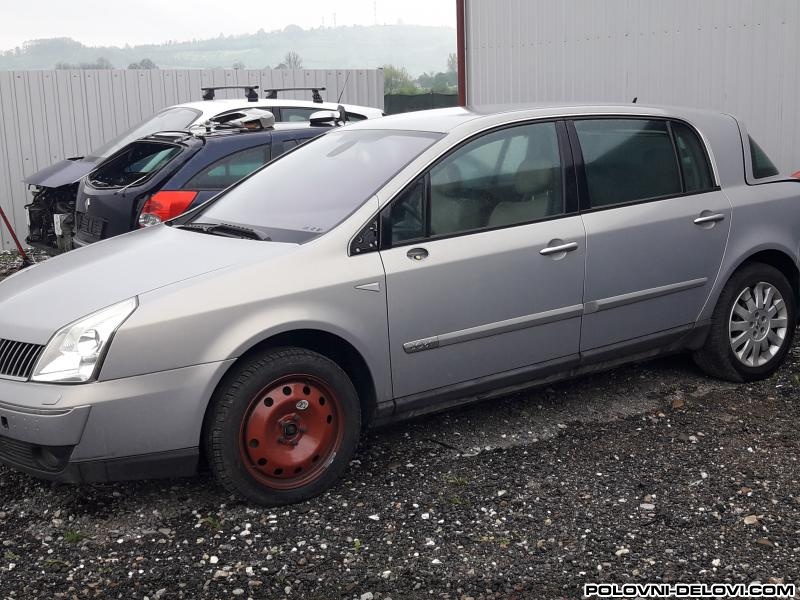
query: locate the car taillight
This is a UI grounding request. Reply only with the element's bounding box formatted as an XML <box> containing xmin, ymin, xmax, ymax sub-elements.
<box><xmin>792</xmin><ymin>170</ymin><xmax>800</xmax><ymax>180</ymax></box>
<box><xmin>138</xmin><ymin>191</ymin><xmax>198</xmax><ymax>228</ymax></box>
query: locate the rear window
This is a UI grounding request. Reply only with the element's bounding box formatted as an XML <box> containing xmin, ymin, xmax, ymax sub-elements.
<box><xmin>87</xmin><ymin>107</ymin><xmax>200</xmax><ymax>160</ymax></box>
<box><xmin>749</xmin><ymin>136</ymin><xmax>780</xmax><ymax>179</ymax></box>
<box><xmin>89</xmin><ymin>141</ymin><xmax>182</xmax><ymax>188</ymax></box>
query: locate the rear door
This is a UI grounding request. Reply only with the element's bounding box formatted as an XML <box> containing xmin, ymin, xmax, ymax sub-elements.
<box><xmin>573</xmin><ymin>118</ymin><xmax>731</xmax><ymax>352</ymax></box>
<box><xmin>167</xmin><ymin>141</ymin><xmax>273</xmax><ymax>206</ymax></box>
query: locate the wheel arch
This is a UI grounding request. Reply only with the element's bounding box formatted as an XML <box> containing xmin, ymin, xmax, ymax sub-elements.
<box><xmin>203</xmin><ymin>328</ymin><xmax>379</xmax><ymax>439</ymax></box>
<box><xmin>731</xmin><ymin>248</ymin><xmax>799</xmax><ymax>302</ymax></box>
<box><xmin>703</xmin><ymin>245</ymin><xmax>800</xmax><ymax>322</ymax></box>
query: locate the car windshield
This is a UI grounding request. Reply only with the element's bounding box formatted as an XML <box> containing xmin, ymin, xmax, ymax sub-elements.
<box><xmin>86</xmin><ymin>107</ymin><xmax>200</xmax><ymax>160</ymax></box>
<box><xmin>192</xmin><ymin>129</ymin><xmax>442</xmax><ymax>242</ymax></box>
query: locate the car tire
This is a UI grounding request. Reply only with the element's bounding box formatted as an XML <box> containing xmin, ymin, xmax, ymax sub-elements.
<box><xmin>204</xmin><ymin>347</ymin><xmax>361</xmax><ymax>506</ymax></box>
<box><xmin>693</xmin><ymin>263</ymin><xmax>796</xmax><ymax>382</ymax></box>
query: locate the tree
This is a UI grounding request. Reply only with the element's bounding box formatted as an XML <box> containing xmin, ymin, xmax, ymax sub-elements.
<box><xmin>447</xmin><ymin>52</ymin><xmax>458</xmax><ymax>74</ymax></box>
<box><xmin>231</xmin><ymin>60</ymin><xmax>245</xmax><ymax>70</ymax></box>
<box><xmin>277</xmin><ymin>51</ymin><xmax>303</xmax><ymax>70</ymax></box>
<box><xmin>55</xmin><ymin>56</ymin><xmax>114</xmax><ymax>69</ymax></box>
<box><xmin>128</xmin><ymin>58</ymin><xmax>158</xmax><ymax>69</ymax></box>
<box><xmin>417</xmin><ymin>70</ymin><xmax>457</xmax><ymax>93</ymax></box>
<box><xmin>383</xmin><ymin>64</ymin><xmax>416</xmax><ymax>94</ymax></box>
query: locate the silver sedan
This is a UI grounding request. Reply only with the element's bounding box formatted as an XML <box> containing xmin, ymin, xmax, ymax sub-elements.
<box><xmin>0</xmin><ymin>104</ymin><xmax>798</xmax><ymax>505</ymax></box>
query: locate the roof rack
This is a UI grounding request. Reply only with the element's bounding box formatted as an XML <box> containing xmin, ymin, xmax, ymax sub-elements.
<box><xmin>201</xmin><ymin>86</ymin><xmax>259</xmax><ymax>102</ymax></box>
<box><xmin>264</xmin><ymin>87</ymin><xmax>326</xmax><ymax>103</ymax></box>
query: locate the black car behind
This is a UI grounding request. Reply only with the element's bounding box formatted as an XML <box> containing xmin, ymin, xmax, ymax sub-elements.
<box><xmin>72</xmin><ymin>121</ymin><xmax>330</xmax><ymax>247</ymax></box>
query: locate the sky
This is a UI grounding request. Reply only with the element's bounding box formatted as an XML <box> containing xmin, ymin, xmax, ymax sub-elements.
<box><xmin>0</xmin><ymin>0</ymin><xmax>456</xmax><ymax>50</ymax></box>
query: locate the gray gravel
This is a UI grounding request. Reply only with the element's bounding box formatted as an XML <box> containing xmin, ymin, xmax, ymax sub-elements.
<box><xmin>1</xmin><ymin>258</ymin><xmax>799</xmax><ymax>599</ymax></box>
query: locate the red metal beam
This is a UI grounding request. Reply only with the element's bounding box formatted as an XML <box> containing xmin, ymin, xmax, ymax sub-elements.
<box><xmin>456</xmin><ymin>0</ymin><xmax>467</xmax><ymax>106</ymax></box>
<box><xmin>0</xmin><ymin>205</ymin><xmax>30</xmax><ymax>265</ymax></box>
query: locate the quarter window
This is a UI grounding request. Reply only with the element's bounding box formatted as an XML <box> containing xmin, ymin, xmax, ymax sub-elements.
<box><xmin>672</xmin><ymin>122</ymin><xmax>714</xmax><ymax>192</ymax></box>
<box><xmin>423</xmin><ymin>122</ymin><xmax>564</xmax><ymax>237</ymax></box>
<box><xmin>749</xmin><ymin>136</ymin><xmax>780</xmax><ymax>179</ymax></box>
<box><xmin>575</xmin><ymin>119</ymin><xmax>682</xmax><ymax>208</ymax></box>
<box><xmin>185</xmin><ymin>146</ymin><xmax>269</xmax><ymax>190</ymax></box>
<box><xmin>280</xmin><ymin>107</ymin><xmax>319</xmax><ymax>122</ymax></box>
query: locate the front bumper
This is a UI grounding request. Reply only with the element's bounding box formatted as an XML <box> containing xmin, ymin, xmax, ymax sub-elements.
<box><xmin>0</xmin><ymin>360</ymin><xmax>234</xmax><ymax>482</ymax></box>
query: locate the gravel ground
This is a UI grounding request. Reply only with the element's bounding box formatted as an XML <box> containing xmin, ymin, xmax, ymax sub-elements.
<box><xmin>1</xmin><ymin>258</ymin><xmax>799</xmax><ymax>599</ymax></box>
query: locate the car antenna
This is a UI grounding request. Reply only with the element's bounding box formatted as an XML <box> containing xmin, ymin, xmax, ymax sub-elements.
<box><xmin>632</xmin><ymin>97</ymin><xmax>638</xmax><ymax>104</ymax></box>
<box><xmin>337</xmin><ymin>72</ymin><xmax>351</xmax><ymax>103</ymax></box>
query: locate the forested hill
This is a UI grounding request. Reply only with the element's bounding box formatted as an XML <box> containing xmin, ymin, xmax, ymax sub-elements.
<box><xmin>0</xmin><ymin>25</ymin><xmax>456</xmax><ymax>75</ymax></box>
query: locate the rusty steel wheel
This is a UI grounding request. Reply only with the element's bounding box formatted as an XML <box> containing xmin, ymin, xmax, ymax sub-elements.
<box><xmin>239</xmin><ymin>375</ymin><xmax>343</xmax><ymax>490</ymax></box>
<box><xmin>205</xmin><ymin>347</ymin><xmax>361</xmax><ymax>506</ymax></box>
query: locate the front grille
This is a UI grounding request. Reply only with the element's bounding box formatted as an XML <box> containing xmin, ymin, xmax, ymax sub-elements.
<box><xmin>0</xmin><ymin>435</ymin><xmax>39</xmax><ymax>470</ymax></box>
<box><xmin>0</xmin><ymin>339</ymin><xmax>45</xmax><ymax>379</ymax></box>
<box><xmin>0</xmin><ymin>435</ymin><xmax>73</xmax><ymax>473</ymax></box>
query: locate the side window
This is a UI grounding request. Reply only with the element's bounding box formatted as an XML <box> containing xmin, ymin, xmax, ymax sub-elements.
<box><xmin>388</xmin><ymin>179</ymin><xmax>426</xmax><ymax>244</ymax></box>
<box><xmin>749</xmin><ymin>136</ymin><xmax>780</xmax><ymax>179</ymax></box>
<box><xmin>426</xmin><ymin>122</ymin><xmax>563</xmax><ymax>237</ymax></box>
<box><xmin>575</xmin><ymin>119</ymin><xmax>682</xmax><ymax>208</ymax></box>
<box><xmin>279</xmin><ymin>107</ymin><xmax>318</xmax><ymax>122</ymax></box>
<box><xmin>672</xmin><ymin>122</ymin><xmax>715</xmax><ymax>192</ymax></box>
<box><xmin>184</xmin><ymin>146</ymin><xmax>269</xmax><ymax>190</ymax></box>
<box><xmin>271</xmin><ymin>139</ymin><xmax>300</xmax><ymax>160</ymax></box>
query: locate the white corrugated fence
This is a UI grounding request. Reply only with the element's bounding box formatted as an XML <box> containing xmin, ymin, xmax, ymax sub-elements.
<box><xmin>464</xmin><ymin>0</ymin><xmax>800</xmax><ymax>174</ymax></box>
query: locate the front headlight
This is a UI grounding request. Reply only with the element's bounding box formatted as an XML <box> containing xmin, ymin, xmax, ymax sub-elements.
<box><xmin>32</xmin><ymin>298</ymin><xmax>138</xmax><ymax>383</ymax></box>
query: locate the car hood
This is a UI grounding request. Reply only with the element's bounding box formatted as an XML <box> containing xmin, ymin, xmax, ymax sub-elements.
<box><xmin>24</xmin><ymin>157</ymin><xmax>99</xmax><ymax>188</ymax></box>
<box><xmin>0</xmin><ymin>225</ymin><xmax>297</xmax><ymax>344</ymax></box>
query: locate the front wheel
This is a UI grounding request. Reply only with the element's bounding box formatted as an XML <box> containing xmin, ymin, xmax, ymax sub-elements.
<box><xmin>693</xmin><ymin>263</ymin><xmax>796</xmax><ymax>382</ymax></box>
<box><xmin>204</xmin><ymin>347</ymin><xmax>361</xmax><ymax>506</ymax></box>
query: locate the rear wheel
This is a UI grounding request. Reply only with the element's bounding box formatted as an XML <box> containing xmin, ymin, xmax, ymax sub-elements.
<box><xmin>205</xmin><ymin>347</ymin><xmax>361</xmax><ymax>505</ymax></box>
<box><xmin>693</xmin><ymin>263</ymin><xmax>796</xmax><ymax>382</ymax></box>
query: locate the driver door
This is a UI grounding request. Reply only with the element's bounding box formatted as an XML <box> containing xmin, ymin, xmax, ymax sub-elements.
<box><xmin>379</xmin><ymin>121</ymin><xmax>587</xmax><ymax>399</ymax></box>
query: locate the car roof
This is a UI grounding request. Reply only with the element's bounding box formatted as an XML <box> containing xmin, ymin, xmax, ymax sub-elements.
<box><xmin>141</xmin><ymin>122</ymin><xmax>331</xmax><ymax>146</ymax></box>
<box><xmin>344</xmin><ymin>103</ymin><xmax>735</xmax><ymax>134</ymax></box>
<box><xmin>174</xmin><ymin>98</ymin><xmax>383</xmax><ymax>120</ymax></box>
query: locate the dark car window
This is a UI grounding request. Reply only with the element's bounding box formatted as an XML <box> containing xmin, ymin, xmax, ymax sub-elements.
<box><xmin>87</xmin><ymin>107</ymin><xmax>200</xmax><ymax>160</ymax></box>
<box><xmin>672</xmin><ymin>121</ymin><xmax>715</xmax><ymax>192</ymax></box>
<box><xmin>88</xmin><ymin>141</ymin><xmax>182</xmax><ymax>188</ymax></box>
<box><xmin>195</xmin><ymin>129</ymin><xmax>441</xmax><ymax>242</ymax></box>
<box><xmin>575</xmin><ymin>119</ymin><xmax>682</xmax><ymax>208</ymax></box>
<box><xmin>185</xmin><ymin>146</ymin><xmax>270</xmax><ymax>190</ymax></box>
<box><xmin>749</xmin><ymin>136</ymin><xmax>780</xmax><ymax>179</ymax></box>
<box><xmin>280</xmin><ymin>107</ymin><xmax>319</xmax><ymax>122</ymax></box>
<box><xmin>389</xmin><ymin>179</ymin><xmax>426</xmax><ymax>244</ymax></box>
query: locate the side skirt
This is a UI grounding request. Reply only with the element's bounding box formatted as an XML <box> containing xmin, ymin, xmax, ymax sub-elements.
<box><xmin>372</xmin><ymin>323</ymin><xmax>710</xmax><ymax>427</ymax></box>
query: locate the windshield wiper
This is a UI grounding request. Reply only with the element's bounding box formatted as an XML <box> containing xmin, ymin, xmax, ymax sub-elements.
<box><xmin>176</xmin><ymin>222</ymin><xmax>270</xmax><ymax>241</ymax></box>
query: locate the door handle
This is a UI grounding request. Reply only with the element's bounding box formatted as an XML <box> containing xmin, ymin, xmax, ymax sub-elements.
<box><xmin>694</xmin><ymin>213</ymin><xmax>725</xmax><ymax>225</ymax></box>
<box><xmin>539</xmin><ymin>241</ymin><xmax>579</xmax><ymax>256</ymax></box>
<box><xmin>406</xmin><ymin>247</ymin><xmax>429</xmax><ymax>261</ymax></box>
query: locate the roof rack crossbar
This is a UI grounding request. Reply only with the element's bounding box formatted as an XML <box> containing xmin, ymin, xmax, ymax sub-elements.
<box><xmin>201</xmin><ymin>86</ymin><xmax>260</xmax><ymax>102</ymax></box>
<box><xmin>264</xmin><ymin>87</ymin><xmax>326</xmax><ymax>103</ymax></box>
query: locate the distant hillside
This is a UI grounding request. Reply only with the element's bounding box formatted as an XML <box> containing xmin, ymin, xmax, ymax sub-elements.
<box><xmin>0</xmin><ymin>25</ymin><xmax>456</xmax><ymax>76</ymax></box>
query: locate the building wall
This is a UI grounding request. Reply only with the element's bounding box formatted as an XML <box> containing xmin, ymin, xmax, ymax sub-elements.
<box><xmin>0</xmin><ymin>68</ymin><xmax>384</xmax><ymax>249</ymax></box>
<box><xmin>464</xmin><ymin>0</ymin><xmax>800</xmax><ymax>173</ymax></box>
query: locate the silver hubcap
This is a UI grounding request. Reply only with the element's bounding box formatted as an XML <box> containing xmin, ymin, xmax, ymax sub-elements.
<box><xmin>729</xmin><ymin>281</ymin><xmax>788</xmax><ymax>367</ymax></box>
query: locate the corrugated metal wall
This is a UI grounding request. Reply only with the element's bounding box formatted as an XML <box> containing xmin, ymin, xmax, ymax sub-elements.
<box><xmin>0</xmin><ymin>68</ymin><xmax>384</xmax><ymax>249</ymax></box>
<box><xmin>465</xmin><ymin>0</ymin><xmax>800</xmax><ymax>173</ymax></box>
